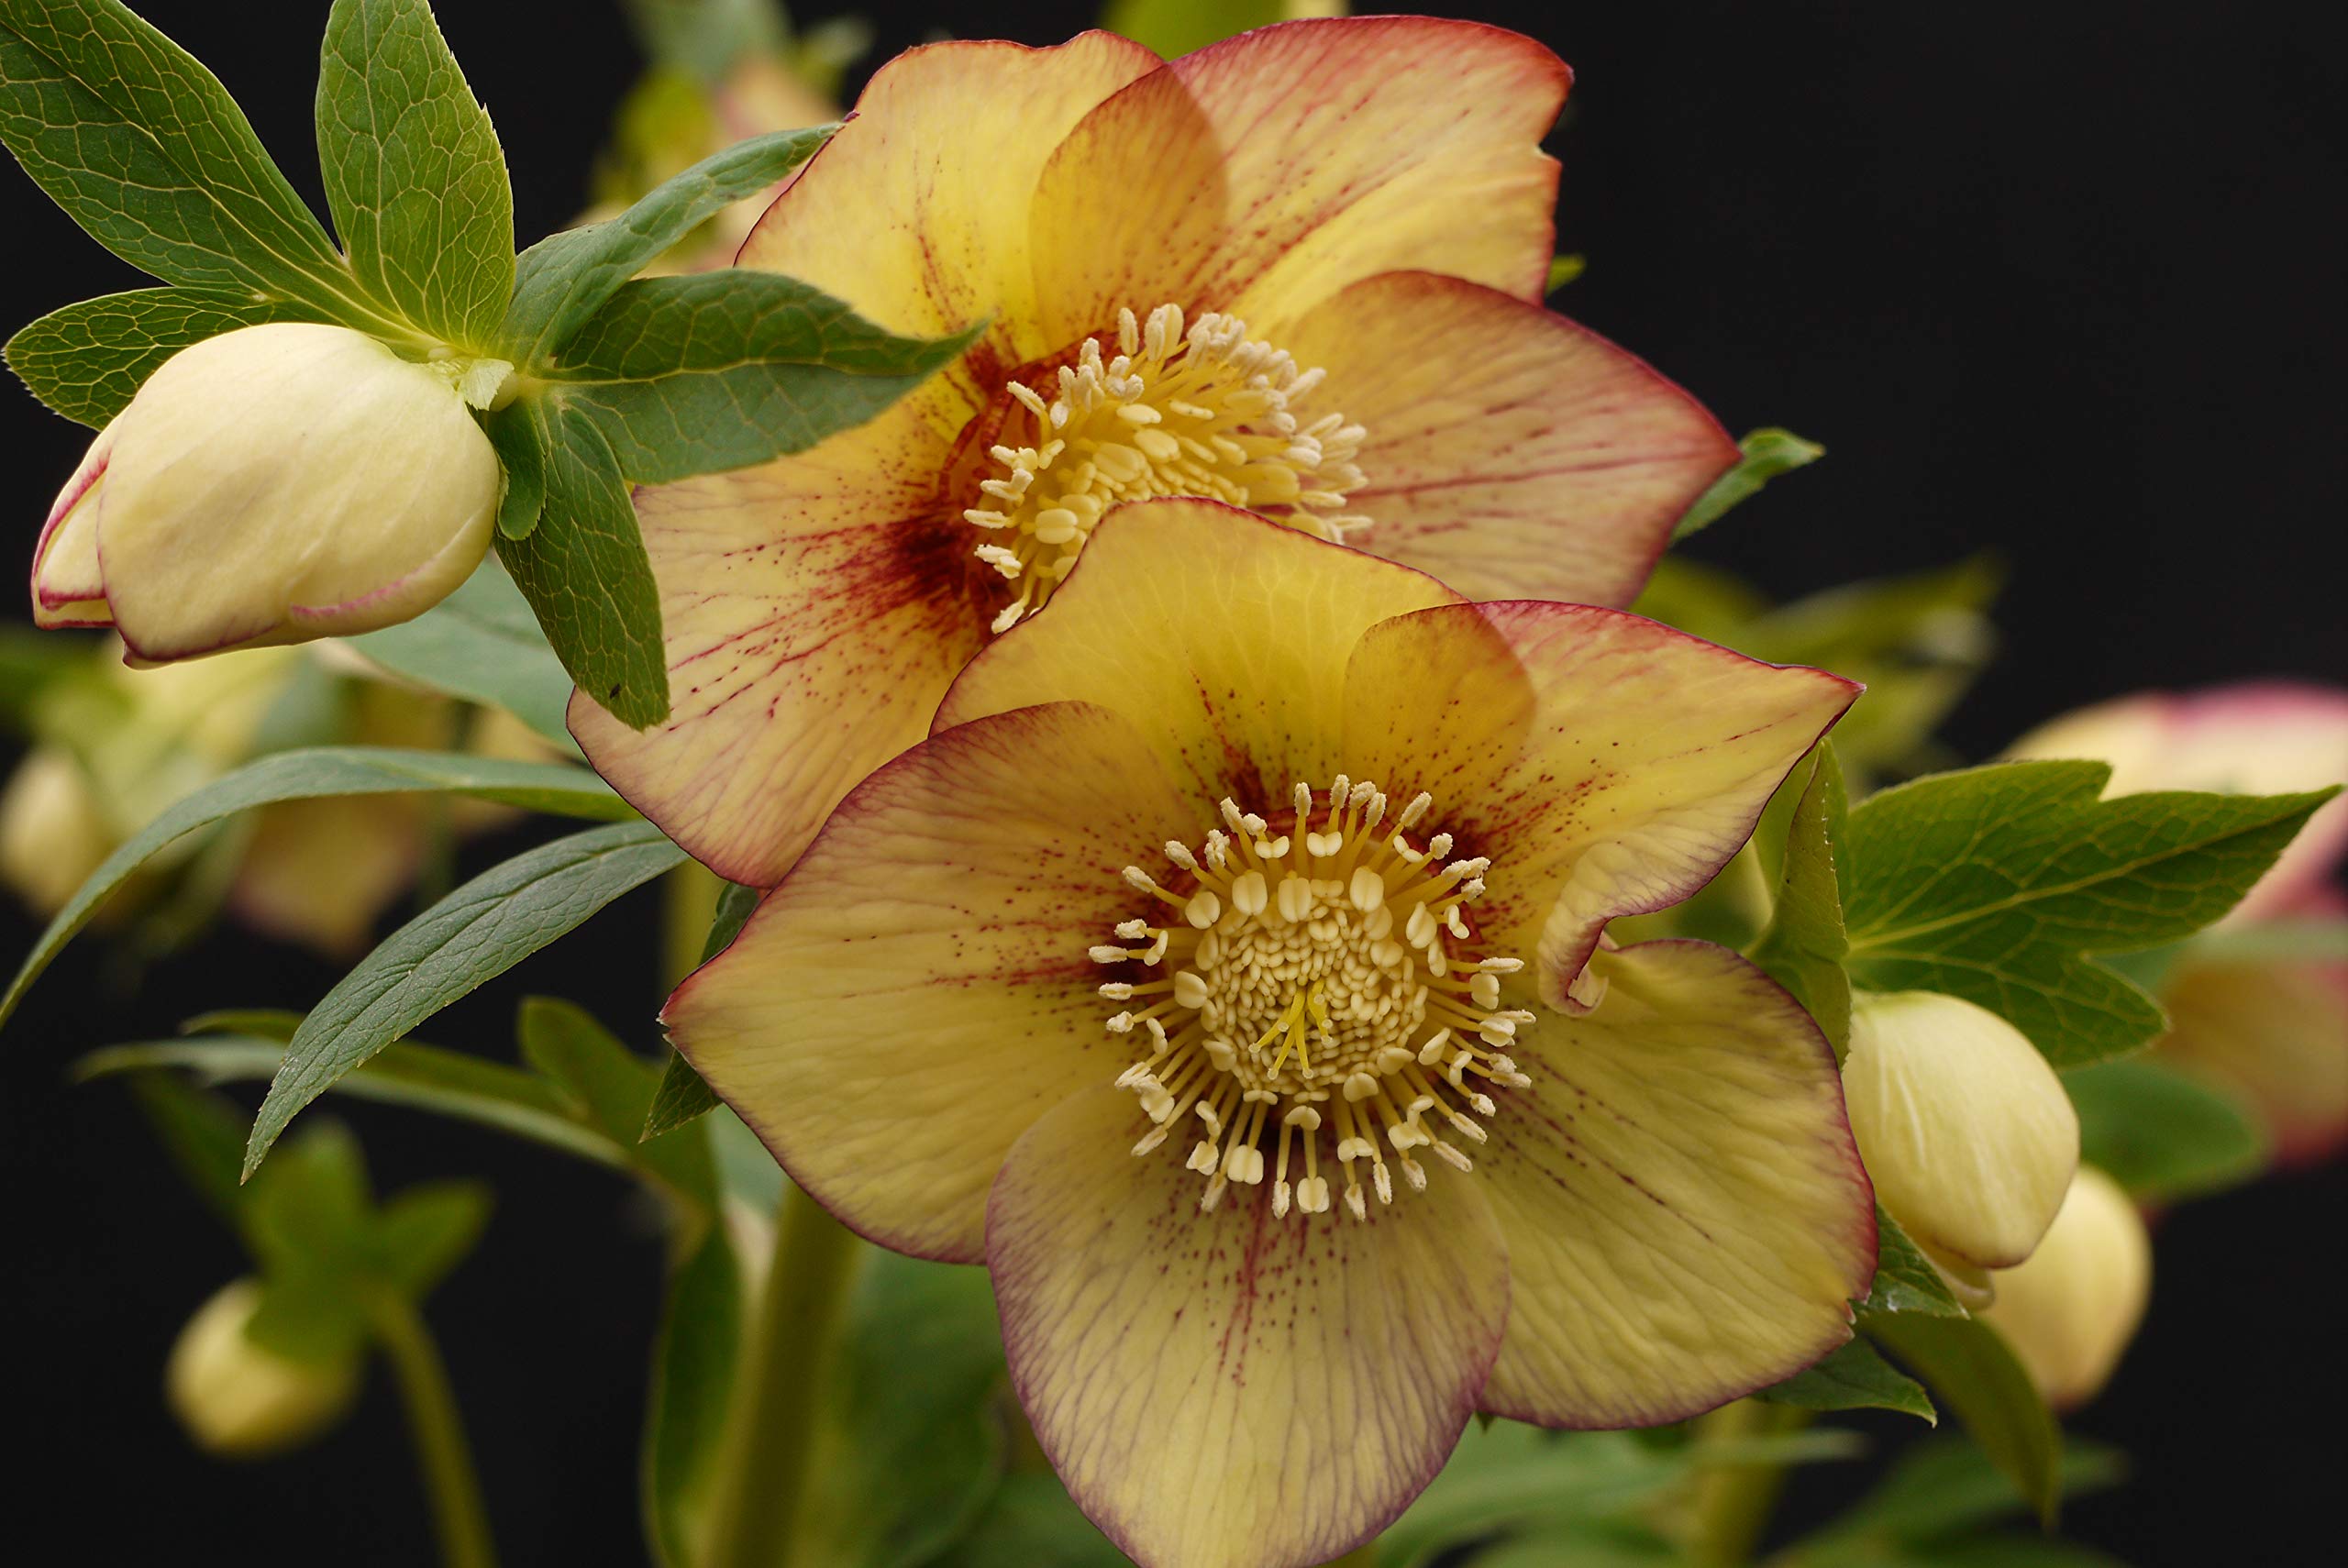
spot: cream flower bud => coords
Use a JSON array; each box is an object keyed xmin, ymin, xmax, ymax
[
  {"xmin": 165, "ymin": 1279, "xmax": 361, "ymax": 1459},
  {"xmin": 29, "ymin": 324, "xmax": 504, "ymax": 662},
  {"xmin": 1843, "ymin": 989, "xmax": 2080, "ymax": 1270},
  {"xmin": 0, "ymin": 746, "xmax": 116, "ymax": 916},
  {"xmin": 1983, "ymin": 1166, "xmax": 2152, "ymax": 1408}
]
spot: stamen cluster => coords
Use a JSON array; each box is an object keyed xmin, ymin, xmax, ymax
[
  {"xmin": 965, "ymin": 304, "xmax": 1369, "ymax": 631},
  {"xmin": 1093, "ymin": 778, "xmax": 1533, "ymax": 1220}
]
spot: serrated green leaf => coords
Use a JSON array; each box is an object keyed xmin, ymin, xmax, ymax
[
  {"xmin": 1760, "ymin": 1335, "xmax": 1935, "ymax": 1420},
  {"xmin": 0, "ymin": 0, "xmax": 403, "ymax": 335},
  {"xmin": 1, "ymin": 746, "xmax": 632, "ymax": 1034},
  {"xmin": 1102, "ymin": 0, "xmax": 1285, "ymax": 58},
  {"xmin": 1750, "ymin": 742, "xmax": 1853, "ymax": 1055},
  {"xmin": 1671, "ymin": 426, "xmax": 1825, "ymax": 542},
  {"xmin": 4, "ymin": 285, "xmax": 317, "ymax": 426},
  {"xmin": 546, "ymin": 270, "xmax": 979, "ymax": 482},
  {"xmin": 497, "ymin": 401, "xmax": 671, "ymax": 729},
  {"xmin": 1864, "ymin": 1206, "xmax": 1969, "ymax": 1319},
  {"xmin": 1843, "ymin": 763, "xmax": 2338, "ymax": 1066},
  {"xmin": 643, "ymin": 1220, "xmax": 745, "ymax": 1568},
  {"xmin": 315, "ymin": 0, "xmax": 512, "ymax": 348},
  {"xmin": 506, "ymin": 125, "xmax": 832, "ymax": 359},
  {"xmin": 372, "ymin": 1180, "xmax": 492, "ymax": 1295},
  {"xmin": 244, "ymin": 819, "xmax": 687, "ymax": 1176},
  {"xmin": 485, "ymin": 395, "xmax": 549, "ymax": 539},
  {"xmin": 2063, "ymin": 1056, "xmax": 2267, "ymax": 1200},
  {"xmin": 517, "ymin": 997, "xmax": 716, "ymax": 1211},
  {"xmin": 345, "ymin": 559, "xmax": 576, "ymax": 749},
  {"xmin": 1863, "ymin": 1311, "xmax": 2061, "ymax": 1526}
]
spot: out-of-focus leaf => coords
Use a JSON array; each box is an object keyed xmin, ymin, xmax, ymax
[
  {"xmin": 126, "ymin": 1071, "xmax": 247, "ymax": 1224},
  {"xmin": 1863, "ymin": 1312, "xmax": 2061, "ymax": 1525},
  {"xmin": 372, "ymin": 1180, "xmax": 493, "ymax": 1295},
  {"xmin": 643, "ymin": 1220, "xmax": 746, "ymax": 1567},
  {"xmin": 947, "ymin": 1474, "xmax": 1127, "ymax": 1568},
  {"xmin": 1102, "ymin": 0, "xmax": 1284, "ymax": 59},
  {"xmin": 344, "ymin": 560, "xmax": 579, "ymax": 749},
  {"xmin": 1795, "ymin": 1435, "xmax": 2125, "ymax": 1550},
  {"xmin": 517, "ymin": 997, "xmax": 715, "ymax": 1211},
  {"xmin": 641, "ymin": 879, "xmax": 756, "ymax": 1139},
  {"xmin": 2062, "ymin": 1056, "xmax": 2267, "ymax": 1200}
]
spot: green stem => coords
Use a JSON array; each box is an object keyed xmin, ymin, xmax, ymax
[
  {"xmin": 1683, "ymin": 1399, "xmax": 1807, "ymax": 1567},
  {"xmin": 1320, "ymin": 1545, "xmax": 1379, "ymax": 1568},
  {"xmin": 371, "ymin": 1295, "xmax": 498, "ymax": 1568},
  {"xmin": 703, "ymin": 1184, "xmax": 865, "ymax": 1568},
  {"xmin": 661, "ymin": 859, "xmax": 725, "ymax": 990}
]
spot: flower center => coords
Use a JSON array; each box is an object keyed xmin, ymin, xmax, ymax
[
  {"xmin": 1092, "ymin": 777, "xmax": 1534, "ymax": 1220},
  {"xmin": 963, "ymin": 304, "xmax": 1370, "ymax": 633}
]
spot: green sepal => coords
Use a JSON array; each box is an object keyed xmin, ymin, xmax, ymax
[
  {"xmin": 641, "ymin": 878, "xmax": 759, "ymax": 1139},
  {"xmin": 1862, "ymin": 1206, "xmax": 1970, "ymax": 1319},
  {"xmin": 4, "ymin": 285, "xmax": 320, "ymax": 427}
]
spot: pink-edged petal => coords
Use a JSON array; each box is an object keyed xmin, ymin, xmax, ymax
[
  {"xmin": 989, "ymin": 1085, "xmax": 1510, "ymax": 1568},
  {"xmin": 30, "ymin": 427, "xmax": 114, "ymax": 627},
  {"xmin": 1452, "ymin": 602, "xmax": 1859, "ymax": 1008},
  {"xmin": 1279, "ymin": 271, "xmax": 1738, "ymax": 607},
  {"xmin": 937, "ymin": 500, "xmax": 1462, "ymax": 810},
  {"xmin": 1477, "ymin": 941, "xmax": 1875, "ymax": 1427},
  {"xmin": 568, "ymin": 383, "xmax": 985, "ymax": 886},
  {"xmin": 664, "ymin": 701, "xmax": 1195, "ymax": 1263},
  {"xmin": 1028, "ymin": 17, "xmax": 1567, "ymax": 349}
]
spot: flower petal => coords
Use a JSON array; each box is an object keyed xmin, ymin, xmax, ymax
[
  {"xmin": 741, "ymin": 30, "xmax": 1160, "ymax": 375},
  {"xmin": 937, "ymin": 500, "xmax": 1461, "ymax": 809},
  {"xmin": 664, "ymin": 701, "xmax": 1195, "ymax": 1262},
  {"xmin": 1030, "ymin": 18, "xmax": 1567, "ymax": 350},
  {"xmin": 2158, "ymin": 917, "xmax": 2348, "ymax": 1168},
  {"xmin": 1466, "ymin": 602, "xmax": 1859, "ymax": 1008},
  {"xmin": 568, "ymin": 385, "xmax": 982, "ymax": 886},
  {"xmin": 1475, "ymin": 940, "xmax": 1875, "ymax": 1427},
  {"xmin": 1279, "ymin": 272, "xmax": 1738, "ymax": 607},
  {"xmin": 989, "ymin": 1085, "xmax": 1510, "ymax": 1568}
]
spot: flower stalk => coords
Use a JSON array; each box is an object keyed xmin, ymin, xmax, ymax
[
  {"xmin": 1682, "ymin": 1399, "xmax": 1808, "ymax": 1567},
  {"xmin": 369, "ymin": 1293, "xmax": 498, "ymax": 1568}
]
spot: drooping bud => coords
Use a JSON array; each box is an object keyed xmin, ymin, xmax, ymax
[
  {"xmin": 164, "ymin": 1279, "xmax": 361, "ymax": 1459},
  {"xmin": 0, "ymin": 746, "xmax": 115, "ymax": 916},
  {"xmin": 1983, "ymin": 1165, "xmax": 2152, "ymax": 1408},
  {"xmin": 30, "ymin": 324, "xmax": 504, "ymax": 662},
  {"xmin": 1843, "ymin": 989, "xmax": 2079, "ymax": 1270}
]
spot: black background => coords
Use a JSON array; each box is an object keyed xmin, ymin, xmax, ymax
[{"xmin": 4, "ymin": 3, "xmax": 2342, "ymax": 1563}]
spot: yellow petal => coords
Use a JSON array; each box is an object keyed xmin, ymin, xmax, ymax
[
  {"xmin": 2157, "ymin": 944, "xmax": 2348, "ymax": 1167},
  {"xmin": 989, "ymin": 1085, "xmax": 1510, "ymax": 1568},
  {"xmin": 1464, "ymin": 603, "xmax": 1859, "ymax": 1008},
  {"xmin": 568, "ymin": 384, "xmax": 982, "ymax": 886},
  {"xmin": 1844, "ymin": 989, "xmax": 2078, "ymax": 1270},
  {"xmin": 1279, "ymin": 271, "xmax": 1737, "ymax": 606},
  {"xmin": 937, "ymin": 500, "xmax": 1460, "ymax": 809},
  {"xmin": 1982, "ymin": 1166, "xmax": 2151, "ymax": 1410},
  {"xmin": 1475, "ymin": 941, "xmax": 1875, "ymax": 1426},
  {"xmin": 664, "ymin": 701, "xmax": 1196, "ymax": 1262},
  {"xmin": 29, "ymin": 426, "xmax": 113, "ymax": 627},
  {"xmin": 741, "ymin": 31, "xmax": 1159, "ymax": 372}
]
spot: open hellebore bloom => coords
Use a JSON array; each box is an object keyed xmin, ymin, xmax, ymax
[
  {"xmin": 575, "ymin": 17, "xmax": 1739, "ymax": 886},
  {"xmin": 666, "ymin": 504, "xmax": 1874, "ymax": 1567},
  {"xmin": 1843, "ymin": 990, "xmax": 2079, "ymax": 1297},
  {"xmin": 1981, "ymin": 1165, "xmax": 2152, "ymax": 1410},
  {"xmin": 30, "ymin": 324, "xmax": 502, "ymax": 663},
  {"xmin": 2008, "ymin": 683, "xmax": 2348, "ymax": 1162}
]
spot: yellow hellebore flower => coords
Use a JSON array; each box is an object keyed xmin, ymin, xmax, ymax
[
  {"xmin": 1843, "ymin": 990, "xmax": 2079, "ymax": 1289},
  {"xmin": 1981, "ymin": 1166, "xmax": 2152, "ymax": 1410},
  {"xmin": 2008, "ymin": 682, "xmax": 2348, "ymax": 1164},
  {"xmin": 666, "ymin": 504, "xmax": 1875, "ymax": 1568},
  {"xmin": 30, "ymin": 324, "xmax": 502, "ymax": 663},
  {"xmin": 0, "ymin": 745, "xmax": 114, "ymax": 916},
  {"xmin": 574, "ymin": 18, "xmax": 1740, "ymax": 888},
  {"xmin": 165, "ymin": 1279, "xmax": 360, "ymax": 1460}
]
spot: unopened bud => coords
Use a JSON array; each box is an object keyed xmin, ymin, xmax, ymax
[
  {"xmin": 1843, "ymin": 990, "xmax": 2078, "ymax": 1270},
  {"xmin": 0, "ymin": 746, "xmax": 115, "ymax": 916},
  {"xmin": 1984, "ymin": 1166, "xmax": 2151, "ymax": 1408},
  {"xmin": 165, "ymin": 1279, "xmax": 360, "ymax": 1459},
  {"xmin": 31, "ymin": 324, "xmax": 502, "ymax": 662}
]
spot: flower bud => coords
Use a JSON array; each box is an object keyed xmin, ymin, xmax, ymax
[
  {"xmin": 1983, "ymin": 1165, "xmax": 2152, "ymax": 1408},
  {"xmin": 165, "ymin": 1279, "xmax": 361, "ymax": 1459},
  {"xmin": 30, "ymin": 324, "xmax": 503, "ymax": 662},
  {"xmin": 1843, "ymin": 989, "xmax": 2079, "ymax": 1270},
  {"xmin": 0, "ymin": 746, "xmax": 115, "ymax": 916}
]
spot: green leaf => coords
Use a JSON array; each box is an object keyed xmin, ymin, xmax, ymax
[
  {"xmin": 505, "ymin": 126, "xmax": 832, "ymax": 360},
  {"xmin": 1814, "ymin": 1434, "xmax": 2126, "ymax": 1545},
  {"xmin": 345, "ymin": 559, "xmax": 578, "ymax": 749},
  {"xmin": 1863, "ymin": 1311, "xmax": 2061, "ymax": 1526},
  {"xmin": 496, "ymin": 401, "xmax": 671, "ymax": 729},
  {"xmin": 642, "ymin": 1221, "xmax": 746, "ymax": 1567},
  {"xmin": 315, "ymin": 0, "xmax": 512, "ymax": 348},
  {"xmin": 371, "ymin": 1180, "xmax": 492, "ymax": 1295},
  {"xmin": 0, "ymin": 0, "xmax": 397, "ymax": 333},
  {"xmin": 4, "ymin": 285, "xmax": 317, "ymax": 426},
  {"xmin": 1101, "ymin": 0, "xmax": 1284, "ymax": 59},
  {"xmin": 546, "ymin": 271, "xmax": 980, "ymax": 483},
  {"xmin": 1760, "ymin": 1335, "xmax": 1935, "ymax": 1421},
  {"xmin": 244, "ymin": 819, "xmax": 687, "ymax": 1176},
  {"xmin": 2063, "ymin": 1056, "xmax": 2267, "ymax": 1200},
  {"xmin": 1671, "ymin": 426, "xmax": 1825, "ymax": 542},
  {"xmin": 621, "ymin": 0, "xmax": 792, "ymax": 82},
  {"xmin": 517, "ymin": 997, "xmax": 715, "ymax": 1211},
  {"xmin": 1380, "ymin": 1427, "xmax": 1689, "ymax": 1568},
  {"xmin": 1842, "ymin": 762, "xmax": 2338, "ymax": 1066},
  {"xmin": 0, "ymin": 745, "xmax": 632, "ymax": 1033},
  {"xmin": 126, "ymin": 1071, "xmax": 248, "ymax": 1224},
  {"xmin": 641, "ymin": 879, "xmax": 757, "ymax": 1140},
  {"xmin": 1863, "ymin": 1206, "xmax": 1970, "ymax": 1319},
  {"xmin": 1545, "ymin": 253, "xmax": 1588, "ymax": 291},
  {"xmin": 948, "ymin": 1474, "xmax": 1128, "ymax": 1568},
  {"xmin": 1471, "ymin": 1522, "xmax": 1676, "ymax": 1568},
  {"xmin": 1749, "ymin": 742, "xmax": 1853, "ymax": 1055}
]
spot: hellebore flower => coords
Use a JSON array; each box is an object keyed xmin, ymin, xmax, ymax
[
  {"xmin": 1842, "ymin": 989, "xmax": 2079, "ymax": 1296},
  {"xmin": 666, "ymin": 503, "xmax": 1874, "ymax": 1567},
  {"xmin": 2007, "ymin": 683, "xmax": 2348, "ymax": 1163},
  {"xmin": 30, "ymin": 324, "xmax": 502, "ymax": 662},
  {"xmin": 0, "ymin": 746, "xmax": 113, "ymax": 916},
  {"xmin": 1981, "ymin": 1165, "xmax": 2152, "ymax": 1409},
  {"xmin": 165, "ymin": 1279, "xmax": 360, "ymax": 1459},
  {"xmin": 574, "ymin": 18, "xmax": 1740, "ymax": 886}
]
